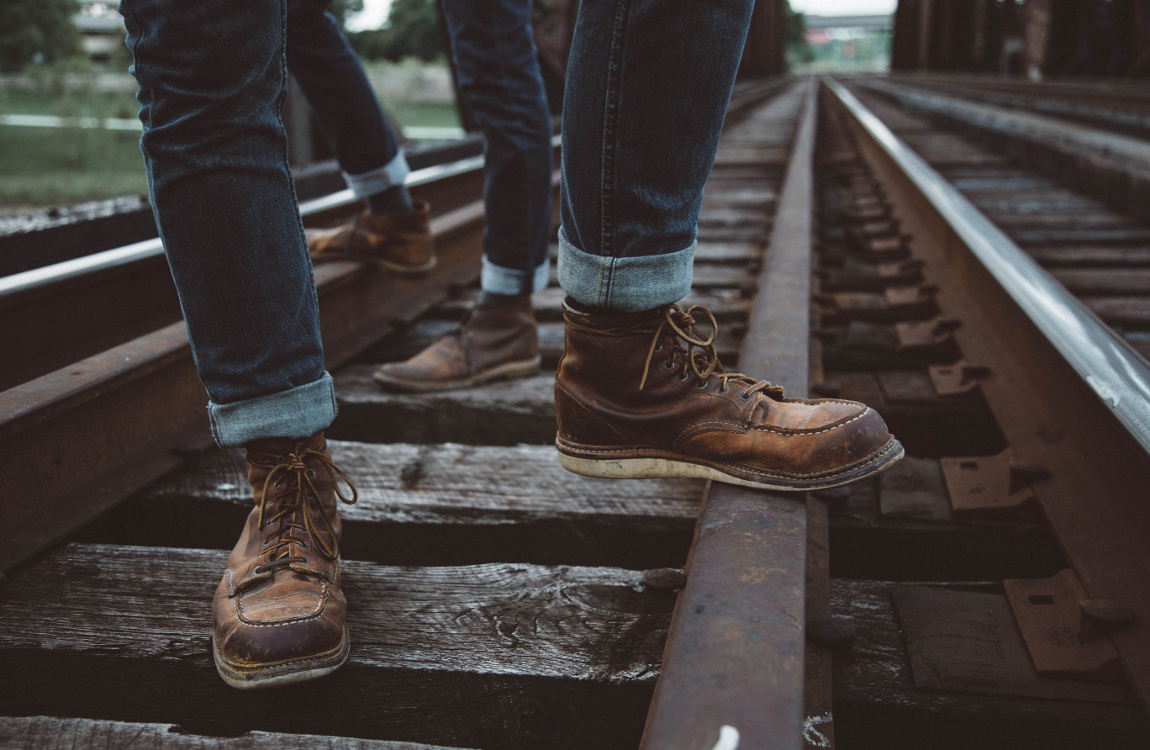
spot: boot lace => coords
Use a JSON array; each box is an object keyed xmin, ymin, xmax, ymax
[
  {"xmin": 253, "ymin": 447, "xmax": 357, "ymax": 578},
  {"xmin": 570, "ymin": 304, "xmax": 786, "ymax": 424}
]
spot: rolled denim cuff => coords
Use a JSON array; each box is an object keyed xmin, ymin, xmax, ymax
[
  {"xmin": 481, "ymin": 255, "xmax": 550, "ymax": 296},
  {"xmin": 557, "ymin": 228, "xmax": 695, "ymax": 312},
  {"xmin": 343, "ymin": 151, "xmax": 410, "ymax": 198},
  {"xmin": 208, "ymin": 372, "xmax": 338, "ymax": 447}
]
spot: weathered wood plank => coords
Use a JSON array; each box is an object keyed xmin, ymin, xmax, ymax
[
  {"xmin": 0, "ymin": 545, "xmax": 668, "ymax": 750},
  {"xmin": 4, "ymin": 552, "xmax": 1138, "ymax": 748},
  {"xmin": 83, "ymin": 440, "xmax": 701, "ymax": 569},
  {"xmin": 0, "ymin": 716, "xmax": 473, "ymax": 750},
  {"xmin": 360, "ymin": 321, "xmax": 743, "ymax": 371},
  {"xmin": 831, "ymin": 579, "xmax": 1150, "ymax": 749},
  {"xmin": 821, "ymin": 467, "xmax": 1063, "ymax": 582},
  {"xmin": 438, "ymin": 287, "xmax": 753, "ymax": 323},
  {"xmin": 828, "ymin": 371, "xmax": 1005, "ymax": 458},
  {"xmin": 330, "ymin": 369, "xmax": 557, "ymax": 445}
]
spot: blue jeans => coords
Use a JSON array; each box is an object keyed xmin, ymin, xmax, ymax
[
  {"xmin": 121, "ymin": 0, "xmax": 335, "ymax": 447},
  {"xmin": 557, "ymin": 0, "xmax": 755, "ymax": 312},
  {"xmin": 120, "ymin": 0, "xmax": 555, "ymax": 446},
  {"xmin": 293, "ymin": 0, "xmax": 553, "ymax": 295},
  {"xmin": 442, "ymin": 0, "xmax": 554, "ymax": 296},
  {"xmin": 287, "ymin": 0, "xmax": 410, "ymax": 198}
]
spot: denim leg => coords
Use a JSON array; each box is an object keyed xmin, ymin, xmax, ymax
[
  {"xmin": 120, "ymin": 0, "xmax": 335, "ymax": 447},
  {"xmin": 558, "ymin": 0, "xmax": 755, "ymax": 311},
  {"xmin": 441, "ymin": 0, "xmax": 554, "ymax": 296},
  {"xmin": 286, "ymin": 0, "xmax": 409, "ymax": 197}
]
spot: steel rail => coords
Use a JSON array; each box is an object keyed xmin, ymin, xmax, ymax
[
  {"xmin": 832, "ymin": 79, "xmax": 1150, "ymax": 451},
  {"xmin": 854, "ymin": 79, "xmax": 1150, "ymax": 228},
  {"xmin": 884, "ymin": 75, "xmax": 1150, "ymax": 139},
  {"xmin": 887, "ymin": 72, "xmax": 1150, "ymax": 108},
  {"xmin": 859, "ymin": 79, "xmax": 1150, "ymax": 171},
  {"xmin": 640, "ymin": 80, "xmax": 817, "ymax": 750},
  {"xmin": 827, "ymin": 77, "xmax": 1150, "ymax": 713},
  {"xmin": 0, "ymin": 159, "xmax": 558, "ymax": 576},
  {"xmin": 0, "ymin": 152, "xmax": 493, "ymax": 302},
  {"xmin": 0, "ymin": 152, "xmax": 502, "ymax": 393}
]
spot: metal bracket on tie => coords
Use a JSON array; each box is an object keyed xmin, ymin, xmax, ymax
[
  {"xmin": 940, "ymin": 448, "xmax": 1048, "ymax": 518},
  {"xmin": 1004, "ymin": 569, "xmax": 1135, "ymax": 684},
  {"xmin": 928, "ymin": 360, "xmax": 992, "ymax": 397},
  {"xmin": 895, "ymin": 316, "xmax": 961, "ymax": 351}
]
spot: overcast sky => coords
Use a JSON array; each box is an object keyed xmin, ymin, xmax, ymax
[
  {"xmin": 789, "ymin": 0, "xmax": 896, "ymax": 16},
  {"xmin": 346, "ymin": 0, "xmax": 898, "ymax": 33}
]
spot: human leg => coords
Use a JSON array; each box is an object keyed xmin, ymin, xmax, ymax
[
  {"xmin": 121, "ymin": 0, "xmax": 354, "ymax": 686},
  {"xmin": 374, "ymin": 0, "xmax": 552, "ymax": 391},
  {"xmin": 286, "ymin": 0, "xmax": 433, "ymax": 271},
  {"xmin": 441, "ymin": 0, "xmax": 554, "ymax": 298},
  {"xmin": 553, "ymin": 0, "xmax": 902, "ymax": 489}
]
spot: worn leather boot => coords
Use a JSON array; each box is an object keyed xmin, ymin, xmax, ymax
[
  {"xmin": 555, "ymin": 302, "xmax": 903, "ymax": 491},
  {"xmin": 212, "ymin": 432, "xmax": 357, "ymax": 689},
  {"xmin": 306, "ymin": 201, "xmax": 434, "ymax": 274},
  {"xmin": 374, "ymin": 295, "xmax": 540, "ymax": 391}
]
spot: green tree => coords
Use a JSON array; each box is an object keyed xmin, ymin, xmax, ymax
[
  {"xmin": 0, "ymin": 0, "xmax": 80, "ymax": 73},
  {"xmin": 784, "ymin": 2, "xmax": 813, "ymax": 65},
  {"xmin": 327, "ymin": 0, "xmax": 364, "ymax": 29},
  {"xmin": 348, "ymin": 0, "xmax": 441, "ymax": 62}
]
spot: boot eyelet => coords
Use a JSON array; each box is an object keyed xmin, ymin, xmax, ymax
[
  {"xmin": 300, "ymin": 558, "xmax": 310, "ymax": 565},
  {"xmin": 662, "ymin": 359, "xmax": 675, "ymax": 370},
  {"xmin": 677, "ymin": 372, "xmax": 690, "ymax": 382},
  {"xmin": 272, "ymin": 480, "xmax": 283, "ymax": 490},
  {"xmin": 696, "ymin": 379, "xmax": 708, "ymax": 389},
  {"xmin": 739, "ymin": 391, "xmax": 751, "ymax": 401},
  {"xmin": 298, "ymin": 542, "xmax": 309, "ymax": 550},
  {"xmin": 306, "ymin": 468, "xmax": 317, "ymax": 479},
  {"xmin": 654, "ymin": 345, "xmax": 663, "ymax": 353}
]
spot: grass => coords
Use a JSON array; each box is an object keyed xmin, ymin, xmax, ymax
[
  {"xmin": 0, "ymin": 125, "xmax": 148, "ymax": 210},
  {"xmin": 0, "ymin": 62, "xmax": 462, "ymax": 212},
  {"xmin": 388, "ymin": 103, "xmax": 461, "ymax": 131}
]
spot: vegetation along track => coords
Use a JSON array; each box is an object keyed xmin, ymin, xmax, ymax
[{"xmin": 2, "ymin": 76, "xmax": 1150, "ymax": 749}]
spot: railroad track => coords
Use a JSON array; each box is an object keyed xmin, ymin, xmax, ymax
[{"xmin": 2, "ymin": 77, "xmax": 1150, "ymax": 749}]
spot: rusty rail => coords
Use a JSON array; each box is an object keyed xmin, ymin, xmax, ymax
[
  {"xmin": 827, "ymin": 76, "xmax": 1150, "ymax": 714},
  {"xmin": 640, "ymin": 80, "xmax": 819, "ymax": 750},
  {"xmin": 0, "ymin": 142, "xmax": 561, "ymax": 575}
]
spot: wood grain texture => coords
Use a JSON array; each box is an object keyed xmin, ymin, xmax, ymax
[
  {"xmin": 440, "ymin": 287, "xmax": 753, "ymax": 323},
  {"xmin": 331, "ymin": 369, "xmax": 557, "ymax": 446},
  {"xmin": 0, "ymin": 717, "xmax": 474, "ymax": 750},
  {"xmin": 0, "ymin": 545, "xmax": 669, "ymax": 749},
  {"xmin": 84, "ymin": 440, "xmax": 702, "ymax": 569},
  {"xmin": 831, "ymin": 579, "xmax": 1149, "ymax": 749},
  {"xmin": 3, "ymin": 552, "xmax": 1139, "ymax": 748}
]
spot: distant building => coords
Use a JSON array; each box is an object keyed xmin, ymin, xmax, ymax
[
  {"xmin": 800, "ymin": 14, "xmax": 894, "ymax": 70},
  {"xmin": 73, "ymin": 1, "xmax": 126, "ymax": 66}
]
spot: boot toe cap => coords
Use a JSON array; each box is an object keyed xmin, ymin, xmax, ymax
[{"xmin": 213, "ymin": 584, "xmax": 347, "ymax": 671}]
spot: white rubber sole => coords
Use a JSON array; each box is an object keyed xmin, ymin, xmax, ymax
[
  {"xmin": 373, "ymin": 356, "xmax": 542, "ymax": 392},
  {"xmin": 556, "ymin": 438, "xmax": 905, "ymax": 492},
  {"xmin": 212, "ymin": 630, "xmax": 350, "ymax": 690}
]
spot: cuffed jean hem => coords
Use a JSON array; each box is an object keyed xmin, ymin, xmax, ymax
[
  {"xmin": 343, "ymin": 151, "xmax": 410, "ymax": 198},
  {"xmin": 557, "ymin": 228, "xmax": 695, "ymax": 312},
  {"xmin": 208, "ymin": 372, "xmax": 338, "ymax": 447},
  {"xmin": 481, "ymin": 255, "xmax": 550, "ymax": 296}
]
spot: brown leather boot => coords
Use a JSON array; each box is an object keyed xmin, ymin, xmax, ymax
[
  {"xmin": 212, "ymin": 432, "xmax": 357, "ymax": 689},
  {"xmin": 306, "ymin": 201, "xmax": 434, "ymax": 274},
  {"xmin": 373, "ymin": 295, "xmax": 540, "ymax": 392},
  {"xmin": 555, "ymin": 302, "xmax": 903, "ymax": 491}
]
